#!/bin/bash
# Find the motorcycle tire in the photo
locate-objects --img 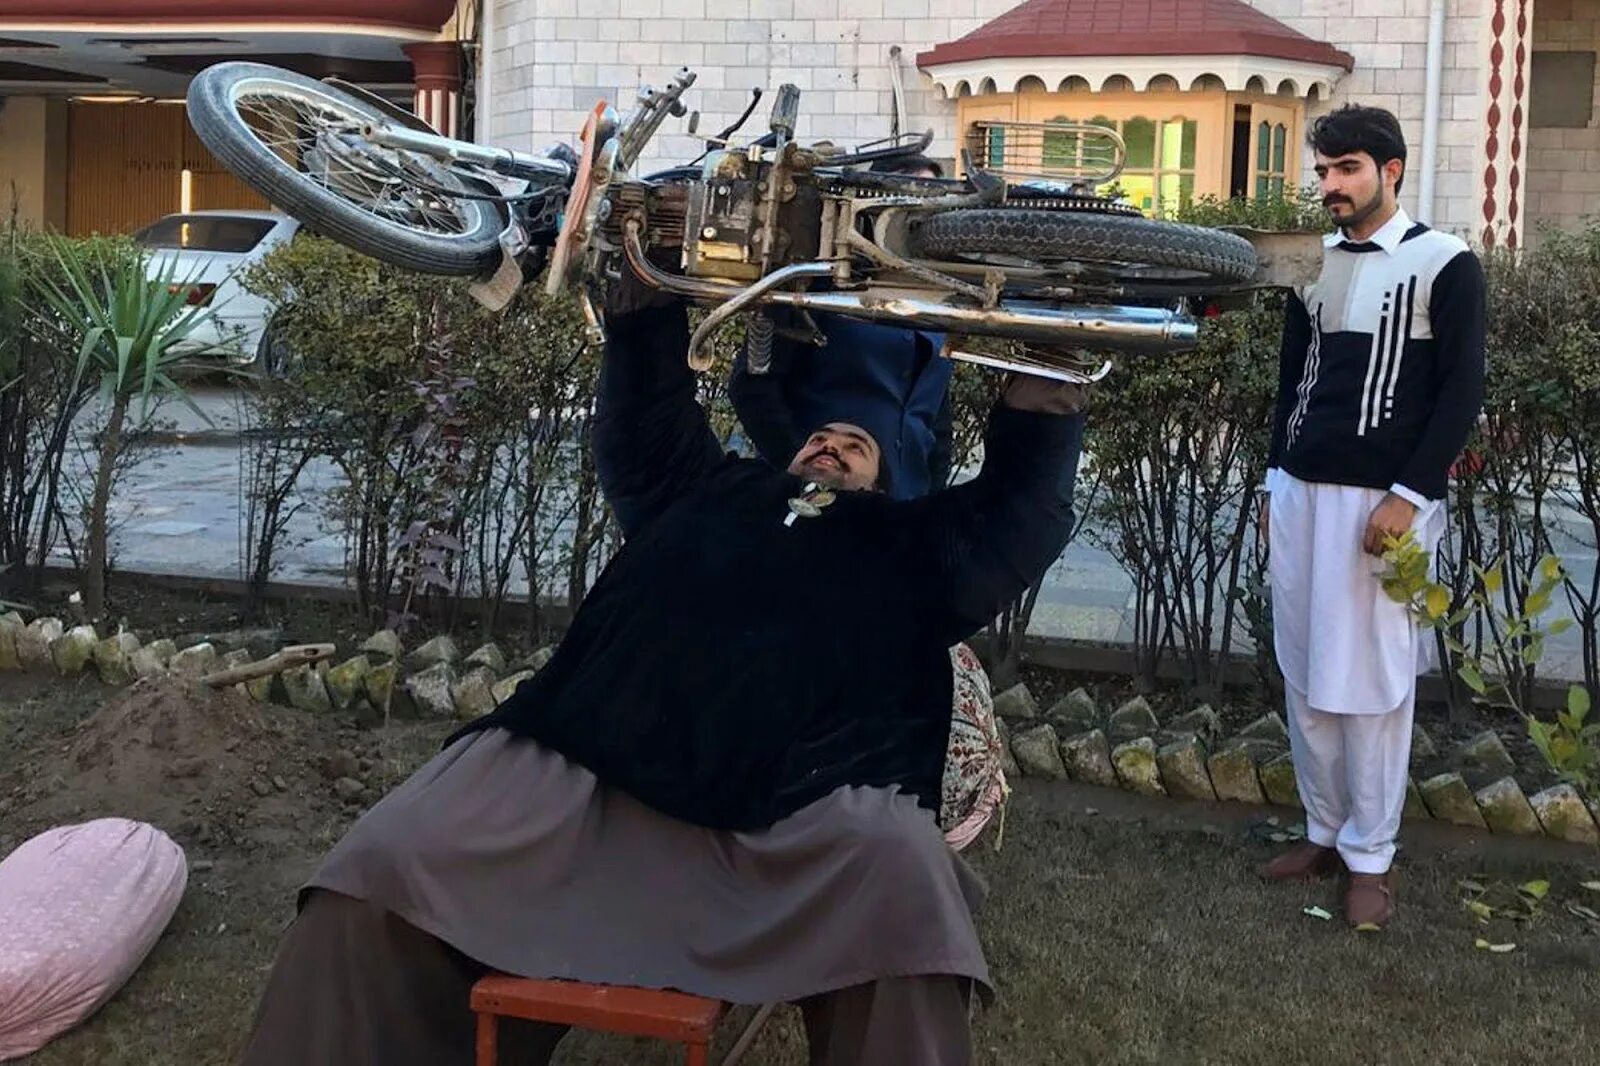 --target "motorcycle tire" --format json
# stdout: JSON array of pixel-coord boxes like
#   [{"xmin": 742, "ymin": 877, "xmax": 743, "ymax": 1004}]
[
  {"xmin": 911, "ymin": 208, "xmax": 1258, "ymax": 285},
  {"xmin": 186, "ymin": 62, "xmax": 503, "ymax": 276}
]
